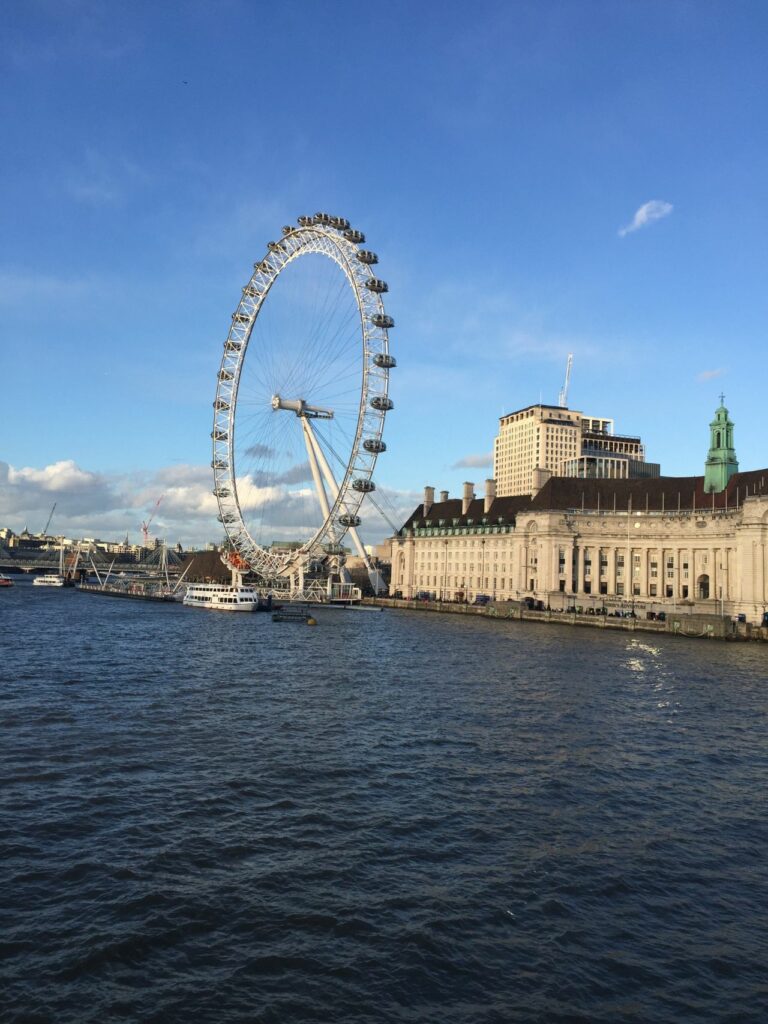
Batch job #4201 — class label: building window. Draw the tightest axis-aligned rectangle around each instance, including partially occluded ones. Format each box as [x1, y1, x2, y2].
[616, 583, 624, 595]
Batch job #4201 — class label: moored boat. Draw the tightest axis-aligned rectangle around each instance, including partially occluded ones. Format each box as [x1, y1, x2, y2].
[77, 580, 179, 602]
[183, 581, 261, 612]
[33, 574, 66, 587]
[0, 573, 14, 588]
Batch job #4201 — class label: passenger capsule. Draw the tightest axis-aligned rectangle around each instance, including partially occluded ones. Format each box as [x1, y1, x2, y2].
[298, 215, 313, 227]
[363, 439, 387, 454]
[338, 513, 362, 527]
[373, 353, 396, 369]
[357, 250, 378, 265]
[314, 212, 332, 225]
[330, 216, 350, 230]
[370, 313, 395, 329]
[267, 241, 283, 252]
[281, 225, 293, 235]
[344, 229, 365, 244]
[370, 396, 394, 412]
[254, 260, 271, 272]
[213, 487, 231, 498]
[352, 478, 376, 493]
[365, 278, 388, 293]
[232, 312, 250, 324]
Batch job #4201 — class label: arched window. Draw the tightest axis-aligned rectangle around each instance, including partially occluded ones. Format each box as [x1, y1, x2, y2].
[697, 574, 710, 600]
[716, 431, 721, 448]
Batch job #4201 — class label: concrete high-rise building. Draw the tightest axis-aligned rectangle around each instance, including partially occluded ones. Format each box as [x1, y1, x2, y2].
[493, 404, 582, 497]
[493, 403, 657, 496]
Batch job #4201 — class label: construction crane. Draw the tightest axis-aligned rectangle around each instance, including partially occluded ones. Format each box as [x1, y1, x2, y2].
[42, 503, 57, 536]
[140, 496, 163, 548]
[558, 353, 573, 408]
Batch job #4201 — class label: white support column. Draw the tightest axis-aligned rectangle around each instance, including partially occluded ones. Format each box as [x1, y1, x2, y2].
[303, 416, 385, 593]
[303, 416, 367, 562]
[301, 417, 335, 540]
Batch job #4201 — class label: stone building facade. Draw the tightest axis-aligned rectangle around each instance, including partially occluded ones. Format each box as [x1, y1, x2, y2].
[390, 471, 768, 623]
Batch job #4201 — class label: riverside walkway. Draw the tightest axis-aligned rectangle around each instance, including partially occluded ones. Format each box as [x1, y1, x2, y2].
[364, 597, 768, 643]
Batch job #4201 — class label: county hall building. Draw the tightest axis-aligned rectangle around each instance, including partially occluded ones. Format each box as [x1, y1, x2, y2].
[390, 400, 768, 623]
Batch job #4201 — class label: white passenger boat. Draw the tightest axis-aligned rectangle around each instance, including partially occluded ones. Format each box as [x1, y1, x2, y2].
[183, 581, 260, 612]
[33, 574, 66, 587]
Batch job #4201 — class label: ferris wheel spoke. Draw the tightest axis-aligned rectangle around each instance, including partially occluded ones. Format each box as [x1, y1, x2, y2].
[272, 269, 349, 402]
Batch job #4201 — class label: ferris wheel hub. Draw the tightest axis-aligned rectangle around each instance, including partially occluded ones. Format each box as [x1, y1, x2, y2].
[271, 394, 334, 419]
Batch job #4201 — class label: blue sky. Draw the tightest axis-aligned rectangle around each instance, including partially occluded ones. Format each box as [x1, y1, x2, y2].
[1, 0, 766, 546]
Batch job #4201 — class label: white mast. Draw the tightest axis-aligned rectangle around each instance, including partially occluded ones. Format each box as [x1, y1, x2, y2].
[558, 353, 573, 408]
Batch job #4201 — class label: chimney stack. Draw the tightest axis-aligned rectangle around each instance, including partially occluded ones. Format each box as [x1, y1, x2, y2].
[484, 478, 497, 514]
[423, 485, 435, 516]
[462, 481, 474, 516]
[439, 490, 449, 503]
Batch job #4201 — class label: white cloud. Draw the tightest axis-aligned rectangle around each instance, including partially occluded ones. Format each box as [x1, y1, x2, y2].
[696, 368, 724, 382]
[452, 453, 493, 469]
[618, 200, 674, 237]
[0, 458, 403, 549]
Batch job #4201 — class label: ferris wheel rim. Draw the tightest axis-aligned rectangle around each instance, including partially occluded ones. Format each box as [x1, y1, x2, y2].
[210, 216, 393, 579]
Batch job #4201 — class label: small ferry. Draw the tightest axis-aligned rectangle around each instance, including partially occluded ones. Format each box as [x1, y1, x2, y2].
[272, 606, 317, 625]
[183, 581, 262, 612]
[33, 574, 66, 587]
[0, 573, 14, 588]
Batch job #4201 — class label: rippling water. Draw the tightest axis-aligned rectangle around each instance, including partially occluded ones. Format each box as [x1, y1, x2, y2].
[2, 580, 767, 1023]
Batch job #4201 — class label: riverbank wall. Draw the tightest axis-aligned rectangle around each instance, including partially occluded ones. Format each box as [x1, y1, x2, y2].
[364, 598, 768, 643]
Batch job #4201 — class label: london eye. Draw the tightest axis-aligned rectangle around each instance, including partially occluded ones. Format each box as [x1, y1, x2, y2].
[211, 213, 395, 598]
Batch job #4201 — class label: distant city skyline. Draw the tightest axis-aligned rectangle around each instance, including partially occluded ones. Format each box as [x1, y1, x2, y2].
[2, 1, 767, 546]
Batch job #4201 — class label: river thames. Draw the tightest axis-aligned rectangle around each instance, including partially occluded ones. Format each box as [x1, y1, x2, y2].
[2, 581, 767, 1023]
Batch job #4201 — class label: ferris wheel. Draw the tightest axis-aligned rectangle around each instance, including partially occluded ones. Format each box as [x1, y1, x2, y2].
[211, 212, 395, 596]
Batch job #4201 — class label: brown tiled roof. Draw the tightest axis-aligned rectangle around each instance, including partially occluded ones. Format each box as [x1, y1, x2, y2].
[398, 469, 768, 529]
[529, 469, 768, 513]
[400, 494, 532, 530]
[179, 549, 231, 582]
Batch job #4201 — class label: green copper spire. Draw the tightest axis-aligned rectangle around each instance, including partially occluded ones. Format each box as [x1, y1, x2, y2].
[704, 394, 738, 493]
